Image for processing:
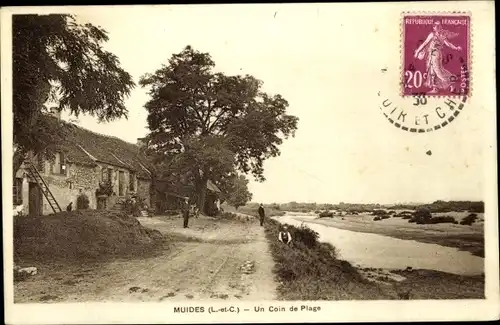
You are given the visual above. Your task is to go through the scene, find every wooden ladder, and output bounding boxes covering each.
[26,160,62,214]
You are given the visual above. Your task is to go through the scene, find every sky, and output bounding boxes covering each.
[53,4,494,204]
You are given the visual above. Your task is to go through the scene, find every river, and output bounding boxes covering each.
[274,215,484,276]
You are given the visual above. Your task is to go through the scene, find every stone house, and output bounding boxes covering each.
[14,115,155,217]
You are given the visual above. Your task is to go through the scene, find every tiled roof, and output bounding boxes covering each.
[49,117,154,179]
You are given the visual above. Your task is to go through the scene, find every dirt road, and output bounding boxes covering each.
[14,215,277,303]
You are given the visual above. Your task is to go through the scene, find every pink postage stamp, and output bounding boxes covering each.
[402,13,471,97]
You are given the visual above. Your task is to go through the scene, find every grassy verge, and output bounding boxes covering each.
[263,218,391,300]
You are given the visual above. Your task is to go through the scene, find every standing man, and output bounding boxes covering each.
[258,203,265,226]
[182,197,190,228]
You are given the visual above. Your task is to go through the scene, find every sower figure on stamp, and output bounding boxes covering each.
[413,21,462,94]
[182,197,190,228]
[258,203,265,227]
[278,225,293,246]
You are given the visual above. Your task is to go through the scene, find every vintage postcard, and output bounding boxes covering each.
[2,2,498,324]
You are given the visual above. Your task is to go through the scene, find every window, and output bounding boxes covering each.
[13,178,23,205]
[51,152,67,175]
[101,168,108,182]
[129,172,136,192]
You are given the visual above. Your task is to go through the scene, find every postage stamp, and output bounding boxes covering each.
[378,12,472,133]
[402,13,471,97]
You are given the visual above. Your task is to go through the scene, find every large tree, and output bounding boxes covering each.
[140,46,298,211]
[225,175,253,210]
[13,14,135,174]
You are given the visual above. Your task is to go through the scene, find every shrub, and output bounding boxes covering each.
[414,208,432,224]
[319,211,333,218]
[76,193,90,210]
[469,202,484,213]
[373,216,382,221]
[372,210,387,216]
[381,215,390,219]
[95,180,114,197]
[428,216,456,224]
[290,223,320,248]
[398,211,414,218]
[408,219,416,223]
[123,196,147,217]
[460,214,478,226]
[314,210,321,214]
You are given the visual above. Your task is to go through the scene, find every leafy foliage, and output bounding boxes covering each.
[225,175,252,209]
[428,216,457,224]
[96,179,114,196]
[319,211,333,218]
[460,214,479,226]
[13,14,135,172]
[412,208,432,224]
[139,46,298,208]
[76,193,90,210]
[390,201,484,213]
[289,223,320,249]
[123,196,146,217]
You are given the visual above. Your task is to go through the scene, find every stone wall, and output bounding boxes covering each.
[41,162,100,214]
[137,179,151,207]
[100,164,140,203]
[18,157,151,215]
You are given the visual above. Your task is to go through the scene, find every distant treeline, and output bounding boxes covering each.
[253,200,484,214]
[388,200,485,213]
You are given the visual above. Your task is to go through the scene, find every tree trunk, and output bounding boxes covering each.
[197,178,208,214]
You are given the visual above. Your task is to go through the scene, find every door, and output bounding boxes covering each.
[118,171,125,196]
[28,183,43,216]
[97,197,107,210]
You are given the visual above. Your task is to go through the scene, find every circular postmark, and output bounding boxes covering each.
[379,58,469,133]
[380,13,472,133]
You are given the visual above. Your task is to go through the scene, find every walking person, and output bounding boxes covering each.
[182,197,190,228]
[258,203,265,226]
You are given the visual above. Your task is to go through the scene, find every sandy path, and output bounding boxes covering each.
[14,216,277,303]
